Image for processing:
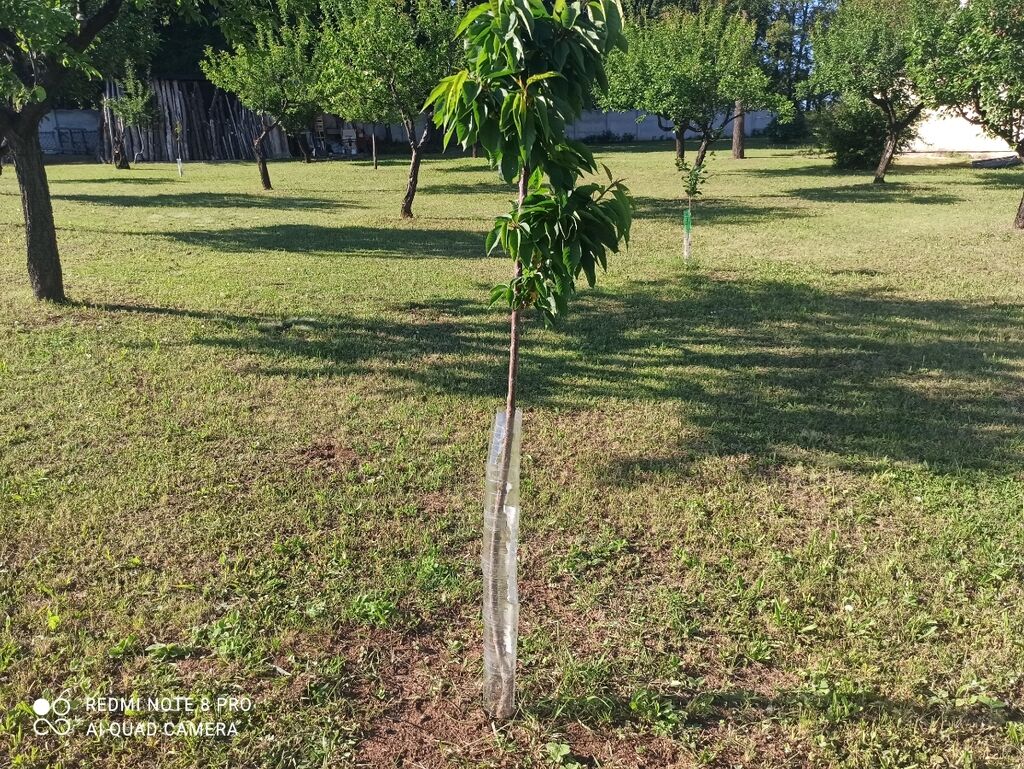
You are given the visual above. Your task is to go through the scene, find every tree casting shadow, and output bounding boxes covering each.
[53,191,350,210]
[786,182,962,205]
[632,196,809,225]
[164,223,487,258]
[93,273,1024,473]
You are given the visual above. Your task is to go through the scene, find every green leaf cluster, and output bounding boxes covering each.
[107,61,157,128]
[319,0,461,127]
[809,0,934,114]
[486,167,631,322]
[912,0,1024,156]
[600,4,791,139]
[429,0,633,323]
[427,0,628,192]
[201,1,321,135]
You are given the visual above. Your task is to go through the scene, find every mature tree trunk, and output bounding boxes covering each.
[694,136,711,168]
[874,131,899,184]
[732,100,745,159]
[401,144,421,218]
[295,134,312,163]
[112,132,130,169]
[673,128,685,160]
[254,131,272,190]
[400,117,431,218]
[8,127,65,302]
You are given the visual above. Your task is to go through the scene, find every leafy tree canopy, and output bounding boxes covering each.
[1,0,171,113]
[912,0,1024,157]
[601,4,791,142]
[809,0,933,114]
[319,0,460,127]
[201,2,321,135]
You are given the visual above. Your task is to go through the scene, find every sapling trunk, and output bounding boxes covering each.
[482,165,529,720]
[683,197,693,262]
[372,131,378,170]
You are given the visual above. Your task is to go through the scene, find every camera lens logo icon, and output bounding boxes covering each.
[32,691,73,736]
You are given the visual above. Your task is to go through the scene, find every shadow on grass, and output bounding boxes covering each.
[164,223,486,257]
[786,182,962,205]
[743,162,966,180]
[90,273,1024,473]
[632,196,809,224]
[54,176,170,185]
[529,683,1017,744]
[53,191,349,210]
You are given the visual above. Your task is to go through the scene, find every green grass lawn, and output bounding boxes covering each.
[1,145,1023,768]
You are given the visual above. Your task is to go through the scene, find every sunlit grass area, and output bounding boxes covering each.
[2,145,1023,768]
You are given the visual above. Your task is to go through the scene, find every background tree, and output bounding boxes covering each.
[106,61,157,169]
[321,0,459,218]
[602,4,789,166]
[429,0,631,720]
[202,4,320,190]
[0,0,182,302]
[730,1,836,156]
[809,0,936,184]
[912,0,1024,229]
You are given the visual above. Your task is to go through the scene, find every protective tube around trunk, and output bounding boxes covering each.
[482,408,522,719]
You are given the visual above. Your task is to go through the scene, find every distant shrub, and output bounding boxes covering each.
[810,99,914,170]
[581,129,634,144]
[765,110,811,145]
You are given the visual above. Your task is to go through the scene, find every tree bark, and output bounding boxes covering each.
[254,131,272,190]
[673,128,685,160]
[874,131,898,184]
[694,136,711,168]
[8,128,65,302]
[113,132,130,169]
[401,145,421,218]
[295,134,312,163]
[732,100,745,159]
[1015,191,1024,231]
[371,131,378,170]
[400,117,430,218]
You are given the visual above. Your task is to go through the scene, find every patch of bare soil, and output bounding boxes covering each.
[294,439,360,474]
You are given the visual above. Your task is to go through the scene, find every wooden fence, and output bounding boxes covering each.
[101,78,289,163]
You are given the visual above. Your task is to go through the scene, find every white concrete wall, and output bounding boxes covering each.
[566,109,774,141]
[909,110,1013,154]
[365,109,775,144]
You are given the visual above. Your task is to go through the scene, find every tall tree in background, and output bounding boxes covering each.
[913,0,1024,229]
[810,0,936,184]
[321,0,459,218]
[731,1,835,157]
[203,4,321,190]
[602,4,789,165]
[0,0,177,301]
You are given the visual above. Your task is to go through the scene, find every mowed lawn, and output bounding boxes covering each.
[1,145,1023,768]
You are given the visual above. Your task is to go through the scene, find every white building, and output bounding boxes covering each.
[909,110,1013,155]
